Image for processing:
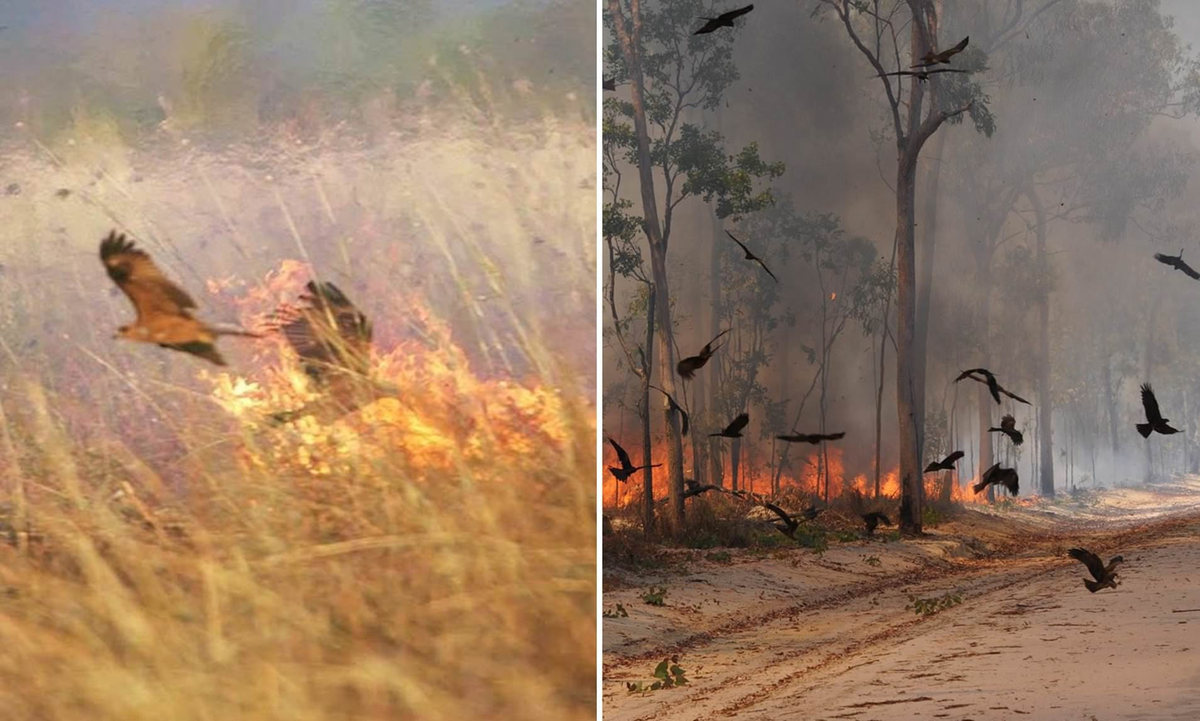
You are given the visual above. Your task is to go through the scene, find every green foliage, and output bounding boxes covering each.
[705,550,733,564]
[793,525,829,554]
[603,603,630,618]
[922,506,944,529]
[862,555,882,567]
[907,592,963,616]
[641,586,668,606]
[626,657,689,693]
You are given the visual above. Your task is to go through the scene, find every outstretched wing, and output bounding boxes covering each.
[1154,252,1177,267]
[100,231,197,322]
[608,437,634,469]
[761,501,794,527]
[1141,383,1164,423]
[725,229,751,255]
[702,328,732,354]
[1000,387,1032,405]
[755,257,778,283]
[1181,260,1200,280]
[944,450,965,465]
[1067,547,1107,583]
[271,281,373,381]
[948,35,970,54]
[726,412,750,435]
[724,4,754,21]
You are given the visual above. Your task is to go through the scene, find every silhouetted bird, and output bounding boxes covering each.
[776,431,845,444]
[1153,249,1200,280]
[603,77,616,91]
[1137,383,1180,438]
[100,231,260,366]
[955,367,1030,405]
[725,230,777,283]
[924,450,964,473]
[912,35,969,67]
[678,328,730,380]
[762,502,820,538]
[649,384,689,436]
[973,462,1019,496]
[862,511,892,537]
[693,4,754,35]
[710,412,749,438]
[607,437,660,482]
[988,414,1024,446]
[1067,547,1124,593]
[876,68,969,83]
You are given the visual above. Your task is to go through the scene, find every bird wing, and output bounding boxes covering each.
[761,501,795,527]
[1141,383,1164,423]
[981,462,1001,485]
[694,18,721,34]
[725,229,751,255]
[608,437,634,468]
[755,257,778,283]
[999,387,1032,405]
[1154,252,1178,267]
[727,412,750,435]
[949,35,970,54]
[273,281,373,380]
[100,231,197,322]
[702,328,732,354]
[944,450,965,465]
[1068,547,1108,583]
[1181,259,1200,280]
[955,368,991,383]
[725,4,754,20]
[823,432,846,441]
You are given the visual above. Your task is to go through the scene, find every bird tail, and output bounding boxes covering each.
[1136,423,1153,438]
[972,479,988,494]
[1083,579,1103,593]
[987,426,1000,433]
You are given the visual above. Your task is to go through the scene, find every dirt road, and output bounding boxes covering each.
[603,488,1200,720]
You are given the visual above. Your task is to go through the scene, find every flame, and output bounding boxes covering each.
[830,292,837,301]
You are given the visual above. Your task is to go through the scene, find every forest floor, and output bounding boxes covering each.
[602,478,1200,720]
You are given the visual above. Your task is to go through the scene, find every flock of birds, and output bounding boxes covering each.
[599,6,1196,593]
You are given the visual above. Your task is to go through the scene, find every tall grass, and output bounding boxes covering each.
[0,89,595,719]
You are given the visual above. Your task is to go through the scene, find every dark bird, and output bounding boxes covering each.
[693,4,754,35]
[607,437,660,482]
[678,328,731,380]
[649,384,689,436]
[973,462,1019,496]
[1067,547,1124,593]
[924,450,965,473]
[1153,249,1200,280]
[603,76,617,91]
[710,412,749,438]
[955,367,1031,405]
[776,431,845,444]
[100,231,259,366]
[1137,383,1181,438]
[725,230,777,283]
[876,68,969,83]
[912,35,969,67]
[862,511,892,537]
[762,502,820,538]
[988,414,1024,446]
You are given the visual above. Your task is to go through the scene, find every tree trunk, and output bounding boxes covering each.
[641,285,656,535]
[913,129,947,466]
[709,204,725,489]
[975,261,995,502]
[731,437,741,492]
[895,152,923,532]
[1143,288,1163,483]
[1029,185,1055,497]
[1102,358,1120,460]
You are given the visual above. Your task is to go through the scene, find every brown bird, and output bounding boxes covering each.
[988,414,1024,446]
[876,68,969,83]
[862,511,892,537]
[100,231,259,366]
[726,230,777,283]
[924,450,964,473]
[776,431,845,444]
[761,501,820,538]
[649,384,689,436]
[955,367,1030,405]
[1067,547,1124,593]
[912,35,969,67]
[607,437,660,482]
[710,412,749,438]
[1153,249,1200,280]
[678,328,730,380]
[973,462,1019,496]
[693,4,754,35]
[1137,383,1180,438]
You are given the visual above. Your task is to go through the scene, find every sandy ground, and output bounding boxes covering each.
[603,480,1200,720]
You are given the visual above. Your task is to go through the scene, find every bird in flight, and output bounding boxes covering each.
[1136,383,1180,438]
[1067,548,1124,593]
[776,431,845,444]
[761,501,820,539]
[924,450,964,473]
[861,511,892,537]
[710,412,749,438]
[649,384,689,436]
[603,77,617,91]
[1153,249,1200,280]
[678,328,731,380]
[725,230,777,283]
[875,68,969,83]
[955,368,1030,405]
[988,414,1024,446]
[973,462,1019,496]
[607,437,660,482]
[693,4,754,35]
[912,35,969,67]
[100,231,259,366]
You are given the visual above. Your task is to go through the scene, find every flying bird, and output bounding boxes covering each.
[100,231,259,366]
[912,35,969,67]
[1153,249,1200,280]
[649,384,689,436]
[607,437,660,482]
[988,414,1024,446]
[710,412,749,438]
[862,511,892,537]
[725,230,777,283]
[603,76,617,91]
[1067,548,1124,593]
[678,328,731,380]
[693,4,754,35]
[924,450,965,473]
[955,367,1030,405]
[776,431,845,444]
[1137,383,1180,438]
[973,462,1019,496]
[875,68,969,83]
[761,501,820,538]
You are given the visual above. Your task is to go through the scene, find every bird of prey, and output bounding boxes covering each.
[762,502,820,539]
[912,35,969,67]
[924,450,965,473]
[607,437,661,482]
[1137,383,1181,438]
[988,414,1024,446]
[862,511,892,537]
[693,4,754,35]
[100,230,259,366]
[678,328,731,380]
[1153,249,1200,280]
[710,412,749,438]
[603,77,617,91]
[725,230,777,283]
[973,462,1019,496]
[649,384,689,436]
[776,431,845,445]
[875,68,969,83]
[955,368,1031,405]
[1067,547,1124,593]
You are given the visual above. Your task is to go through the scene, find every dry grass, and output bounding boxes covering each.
[0,98,596,720]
